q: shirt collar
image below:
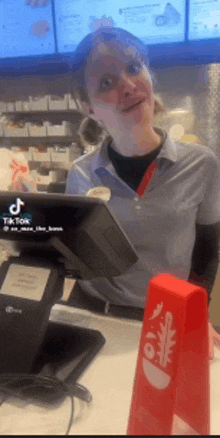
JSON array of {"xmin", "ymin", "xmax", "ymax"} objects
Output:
[
  {"xmin": 155, "ymin": 127, "xmax": 178, "ymax": 164},
  {"xmin": 91, "ymin": 127, "xmax": 177, "ymax": 174}
]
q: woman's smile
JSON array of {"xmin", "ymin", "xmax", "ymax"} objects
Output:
[{"xmin": 122, "ymin": 99, "xmax": 145, "ymax": 114}]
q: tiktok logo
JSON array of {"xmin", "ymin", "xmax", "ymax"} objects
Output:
[{"xmin": 9, "ymin": 197, "xmax": 25, "ymax": 216}]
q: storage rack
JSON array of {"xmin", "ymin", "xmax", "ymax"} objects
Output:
[{"xmin": 0, "ymin": 94, "xmax": 85, "ymax": 192}]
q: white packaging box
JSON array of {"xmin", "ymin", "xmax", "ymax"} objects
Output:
[
  {"xmin": 29, "ymin": 123, "xmax": 47, "ymax": 137},
  {"xmin": 22, "ymin": 100, "xmax": 31, "ymax": 112},
  {"xmin": 21, "ymin": 147, "xmax": 35, "ymax": 162},
  {"xmin": 27, "ymin": 147, "xmax": 35, "ymax": 161},
  {"xmin": 11, "ymin": 146, "xmax": 22, "ymax": 153},
  {"xmin": 36, "ymin": 171, "xmax": 57, "ymax": 185},
  {"xmin": 4, "ymin": 123, "xmax": 29, "ymax": 137},
  {"xmin": 49, "ymin": 94, "xmax": 69, "ymax": 111},
  {"xmin": 6, "ymin": 102, "xmax": 15, "ymax": 112},
  {"xmin": 74, "ymin": 96, "xmax": 83, "ymax": 113},
  {"xmin": 33, "ymin": 147, "xmax": 51, "ymax": 162},
  {"xmin": 22, "ymin": 150, "xmax": 30, "ymax": 162},
  {"xmin": 21, "ymin": 146, "xmax": 35, "ymax": 161},
  {"xmin": 0, "ymin": 123, "xmax": 4, "ymax": 137},
  {"xmin": 51, "ymin": 146, "xmax": 76, "ymax": 163},
  {"xmin": 47, "ymin": 121, "xmax": 72, "ymax": 136},
  {"xmin": 0, "ymin": 102, "xmax": 6, "ymax": 112},
  {"xmin": 30, "ymin": 169, "xmax": 38, "ymax": 182},
  {"xmin": 29, "ymin": 95, "xmax": 49, "ymax": 111},
  {"xmin": 67, "ymin": 93, "xmax": 78, "ymax": 111},
  {"xmin": 15, "ymin": 101, "xmax": 23, "ymax": 112}
]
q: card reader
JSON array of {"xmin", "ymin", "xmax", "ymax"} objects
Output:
[{"xmin": 0, "ymin": 256, "xmax": 64, "ymax": 374}]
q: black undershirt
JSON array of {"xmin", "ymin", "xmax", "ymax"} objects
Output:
[
  {"xmin": 107, "ymin": 137, "xmax": 219, "ymax": 304},
  {"xmin": 107, "ymin": 141, "xmax": 164, "ymax": 192}
]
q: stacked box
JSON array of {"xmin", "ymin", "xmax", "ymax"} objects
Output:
[
  {"xmin": 6, "ymin": 102, "xmax": 15, "ymax": 112},
  {"xmin": 74, "ymin": 96, "xmax": 83, "ymax": 113},
  {"xmin": 15, "ymin": 101, "xmax": 23, "ymax": 112},
  {"xmin": 22, "ymin": 100, "xmax": 31, "ymax": 112},
  {"xmin": 29, "ymin": 95, "xmax": 49, "ymax": 111},
  {"xmin": 29, "ymin": 123, "xmax": 47, "ymax": 137},
  {"xmin": 11, "ymin": 146, "xmax": 22, "ymax": 153},
  {"xmin": 0, "ymin": 102, "xmax": 6, "ymax": 112},
  {"xmin": 49, "ymin": 94, "xmax": 69, "ymax": 111},
  {"xmin": 67, "ymin": 93, "xmax": 78, "ymax": 111},
  {"xmin": 30, "ymin": 169, "xmax": 38, "ymax": 182},
  {"xmin": 4, "ymin": 123, "xmax": 29, "ymax": 137},
  {"xmin": 0, "ymin": 124, "xmax": 4, "ymax": 137},
  {"xmin": 25, "ymin": 147, "xmax": 35, "ymax": 161},
  {"xmin": 47, "ymin": 121, "xmax": 72, "ymax": 136},
  {"xmin": 33, "ymin": 147, "xmax": 52, "ymax": 162},
  {"xmin": 21, "ymin": 147, "xmax": 35, "ymax": 162},
  {"xmin": 51, "ymin": 146, "xmax": 76, "ymax": 163},
  {"xmin": 36, "ymin": 171, "xmax": 57, "ymax": 185}
]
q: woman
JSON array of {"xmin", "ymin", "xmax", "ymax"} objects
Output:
[{"xmin": 66, "ymin": 27, "xmax": 220, "ymax": 358}]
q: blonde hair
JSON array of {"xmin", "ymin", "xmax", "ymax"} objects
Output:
[
  {"xmin": 79, "ymin": 117, "xmax": 103, "ymax": 145},
  {"xmin": 153, "ymin": 94, "xmax": 167, "ymax": 116}
]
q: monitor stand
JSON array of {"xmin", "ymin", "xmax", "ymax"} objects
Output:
[
  {"xmin": 30, "ymin": 321, "xmax": 106, "ymax": 403},
  {"xmin": 0, "ymin": 252, "xmax": 106, "ymax": 400},
  {"xmin": 0, "ymin": 246, "xmax": 105, "ymax": 374}
]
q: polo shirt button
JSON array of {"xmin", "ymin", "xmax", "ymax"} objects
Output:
[
  {"xmin": 136, "ymin": 205, "xmax": 141, "ymax": 210},
  {"xmin": 134, "ymin": 197, "xmax": 139, "ymax": 201}
]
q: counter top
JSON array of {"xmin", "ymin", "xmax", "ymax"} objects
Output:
[{"xmin": 0, "ymin": 304, "xmax": 220, "ymax": 435}]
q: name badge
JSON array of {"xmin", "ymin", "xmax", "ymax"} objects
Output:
[{"xmin": 86, "ymin": 186, "xmax": 111, "ymax": 202}]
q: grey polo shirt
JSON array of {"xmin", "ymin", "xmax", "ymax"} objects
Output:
[{"xmin": 66, "ymin": 128, "xmax": 220, "ymax": 309}]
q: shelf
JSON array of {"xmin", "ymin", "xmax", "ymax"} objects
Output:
[
  {"xmin": 2, "ymin": 110, "xmax": 81, "ymax": 116},
  {"xmin": 0, "ymin": 136, "xmax": 76, "ymax": 145},
  {"xmin": 1, "ymin": 111, "xmax": 84, "ymax": 125}
]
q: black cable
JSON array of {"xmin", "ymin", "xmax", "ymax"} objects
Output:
[
  {"xmin": 0, "ymin": 373, "xmax": 92, "ymax": 435},
  {"xmin": 65, "ymin": 394, "xmax": 74, "ymax": 436}
]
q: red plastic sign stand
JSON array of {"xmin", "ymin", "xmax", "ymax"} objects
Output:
[{"xmin": 127, "ymin": 273, "xmax": 210, "ymax": 435}]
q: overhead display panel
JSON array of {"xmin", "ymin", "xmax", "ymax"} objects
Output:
[
  {"xmin": 54, "ymin": 0, "xmax": 186, "ymax": 54},
  {"xmin": 0, "ymin": 2, "xmax": 3, "ymax": 58},
  {"xmin": 189, "ymin": 0, "xmax": 220, "ymax": 41},
  {"xmin": 0, "ymin": 0, "xmax": 55, "ymax": 59}
]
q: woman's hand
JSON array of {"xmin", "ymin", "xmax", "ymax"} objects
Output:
[{"xmin": 209, "ymin": 321, "xmax": 220, "ymax": 360}]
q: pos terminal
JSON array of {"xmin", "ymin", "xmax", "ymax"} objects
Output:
[{"xmin": 0, "ymin": 192, "xmax": 138, "ymax": 384}]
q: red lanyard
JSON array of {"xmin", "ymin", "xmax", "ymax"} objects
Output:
[{"xmin": 137, "ymin": 161, "xmax": 156, "ymax": 197}]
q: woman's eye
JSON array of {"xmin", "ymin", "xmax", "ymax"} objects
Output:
[
  {"xmin": 99, "ymin": 76, "xmax": 113, "ymax": 91},
  {"xmin": 126, "ymin": 62, "xmax": 141, "ymax": 75}
]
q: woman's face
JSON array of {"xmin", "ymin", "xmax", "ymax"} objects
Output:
[{"xmin": 83, "ymin": 40, "xmax": 157, "ymax": 155}]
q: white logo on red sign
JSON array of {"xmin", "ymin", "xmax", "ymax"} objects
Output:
[{"xmin": 142, "ymin": 302, "xmax": 176, "ymax": 389}]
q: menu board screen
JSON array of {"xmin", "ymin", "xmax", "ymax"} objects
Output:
[
  {"xmin": 54, "ymin": 0, "xmax": 186, "ymax": 53},
  {"xmin": 0, "ymin": 0, "xmax": 55, "ymax": 59},
  {"xmin": 189, "ymin": 0, "xmax": 220, "ymax": 41},
  {"xmin": 0, "ymin": 0, "xmax": 219, "ymax": 63}
]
